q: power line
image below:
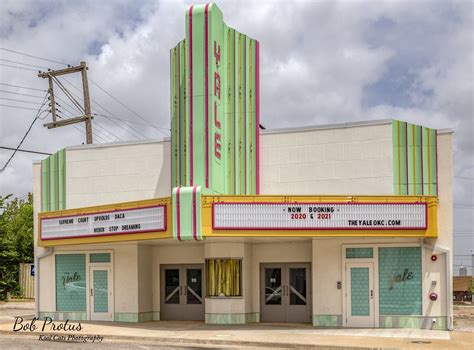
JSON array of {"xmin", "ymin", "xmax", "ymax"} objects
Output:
[
  {"xmin": 0, "ymin": 93, "xmax": 49, "ymax": 172},
  {"xmin": 0, "ymin": 58, "xmax": 49, "ymax": 70},
  {"xmin": 56, "ymin": 115, "xmax": 106, "ymax": 144},
  {"xmin": 0, "ymin": 89, "xmax": 45, "ymax": 98},
  {"xmin": 455, "ymin": 176, "xmax": 474, "ymax": 180},
  {"xmin": 0, "ymin": 82, "xmax": 46, "ymax": 92},
  {"xmin": 0, "ymin": 63, "xmax": 39, "ymax": 72},
  {"xmin": 0, "ymin": 97, "xmax": 43, "ymax": 105},
  {"xmin": 94, "ymin": 113, "xmax": 167, "ymax": 130},
  {"xmin": 59, "ymin": 107, "xmax": 118, "ymax": 142},
  {"xmin": 0, "ymin": 47, "xmax": 69, "ymax": 66},
  {"xmin": 0, "ymin": 103, "xmax": 41, "ymax": 111},
  {"xmin": 0, "ymin": 146, "xmax": 51, "ymax": 156},
  {"xmin": 59, "ymin": 77, "xmax": 147, "ymax": 140},
  {"xmin": 89, "ymin": 78, "xmax": 170, "ymax": 135}
]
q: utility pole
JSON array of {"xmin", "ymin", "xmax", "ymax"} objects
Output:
[{"xmin": 38, "ymin": 61, "xmax": 93, "ymax": 144}]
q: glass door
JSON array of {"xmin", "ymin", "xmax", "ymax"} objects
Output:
[
  {"xmin": 183, "ymin": 265, "xmax": 204, "ymax": 320},
  {"xmin": 161, "ymin": 265, "xmax": 183, "ymax": 321},
  {"xmin": 261, "ymin": 264, "xmax": 285, "ymax": 322},
  {"xmin": 161, "ymin": 264, "xmax": 204, "ymax": 321},
  {"xmin": 346, "ymin": 263, "xmax": 375, "ymax": 327},
  {"xmin": 89, "ymin": 267, "xmax": 113, "ymax": 321},
  {"xmin": 286, "ymin": 264, "xmax": 311, "ymax": 323}
]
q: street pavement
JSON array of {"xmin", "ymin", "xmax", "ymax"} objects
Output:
[{"xmin": 0, "ymin": 301, "xmax": 473, "ymax": 349}]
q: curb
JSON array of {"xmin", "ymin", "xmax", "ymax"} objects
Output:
[{"xmin": 0, "ymin": 330, "xmax": 390, "ymax": 349}]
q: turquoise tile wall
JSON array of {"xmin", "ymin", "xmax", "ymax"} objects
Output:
[
  {"xmin": 313, "ymin": 315, "xmax": 342, "ymax": 327},
  {"xmin": 55, "ymin": 254, "xmax": 86, "ymax": 312},
  {"xmin": 379, "ymin": 247, "xmax": 422, "ymax": 315}
]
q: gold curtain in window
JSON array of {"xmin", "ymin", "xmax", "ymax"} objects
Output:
[{"xmin": 207, "ymin": 259, "xmax": 241, "ymax": 296}]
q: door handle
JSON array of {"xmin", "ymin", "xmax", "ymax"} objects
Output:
[
  {"xmin": 370, "ymin": 290, "xmax": 374, "ymax": 299},
  {"xmin": 90, "ymin": 288, "xmax": 93, "ymax": 297}
]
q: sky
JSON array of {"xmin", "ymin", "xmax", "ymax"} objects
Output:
[{"xmin": 0, "ymin": 0, "xmax": 472, "ymax": 273}]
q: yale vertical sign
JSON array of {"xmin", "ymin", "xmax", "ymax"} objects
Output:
[{"xmin": 171, "ymin": 3, "xmax": 259, "ymax": 195}]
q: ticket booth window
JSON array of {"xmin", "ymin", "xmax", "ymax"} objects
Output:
[{"xmin": 206, "ymin": 259, "xmax": 242, "ymax": 297}]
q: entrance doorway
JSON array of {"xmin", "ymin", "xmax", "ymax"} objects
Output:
[
  {"xmin": 89, "ymin": 267, "xmax": 113, "ymax": 321},
  {"xmin": 345, "ymin": 262, "xmax": 375, "ymax": 327},
  {"xmin": 260, "ymin": 263, "xmax": 311, "ymax": 323},
  {"xmin": 160, "ymin": 264, "xmax": 204, "ymax": 321}
]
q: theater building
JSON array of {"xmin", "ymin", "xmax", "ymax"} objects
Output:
[{"xmin": 33, "ymin": 3, "xmax": 453, "ymax": 329}]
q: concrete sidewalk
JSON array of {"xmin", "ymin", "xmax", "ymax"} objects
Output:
[
  {"xmin": 0, "ymin": 319, "xmax": 472, "ymax": 349},
  {"xmin": 0, "ymin": 301, "xmax": 34, "ymax": 324}
]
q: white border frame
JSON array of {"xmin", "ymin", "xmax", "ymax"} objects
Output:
[
  {"xmin": 341, "ymin": 242, "xmax": 422, "ymax": 328},
  {"xmin": 52, "ymin": 250, "xmax": 114, "ymax": 321}
]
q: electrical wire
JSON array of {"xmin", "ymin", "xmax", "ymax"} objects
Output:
[
  {"xmin": 0, "ymin": 89, "xmax": 45, "ymax": 98},
  {"xmin": 50, "ymin": 75, "xmax": 84, "ymax": 112},
  {"xmin": 0, "ymin": 97, "xmax": 44, "ymax": 105},
  {"xmin": 0, "ymin": 82, "xmax": 46, "ymax": 92},
  {"xmin": 93, "ymin": 113, "xmax": 167, "ymax": 130},
  {"xmin": 0, "ymin": 92, "xmax": 49, "ymax": 172},
  {"xmin": 0, "ymin": 58, "xmax": 49, "ymax": 70},
  {"xmin": 89, "ymin": 78, "xmax": 170, "ymax": 135},
  {"xmin": 0, "ymin": 63, "xmax": 38, "ymax": 72},
  {"xmin": 52, "ymin": 78, "xmax": 131, "ymax": 141},
  {"xmin": 55, "ymin": 114, "xmax": 106, "ymax": 144},
  {"xmin": 59, "ymin": 77, "xmax": 147, "ymax": 140},
  {"xmin": 0, "ymin": 103, "xmax": 40, "ymax": 111},
  {"xmin": 56, "ymin": 106, "xmax": 113, "ymax": 142},
  {"xmin": 0, "ymin": 47, "xmax": 70, "ymax": 66}
]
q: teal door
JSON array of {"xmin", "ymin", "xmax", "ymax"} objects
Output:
[
  {"xmin": 90, "ymin": 267, "xmax": 113, "ymax": 321},
  {"xmin": 346, "ymin": 263, "xmax": 375, "ymax": 327}
]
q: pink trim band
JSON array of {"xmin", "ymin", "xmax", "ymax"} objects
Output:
[
  {"xmin": 420, "ymin": 127, "xmax": 424, "ymax": 195},
  {"xmin": 192, "ymin": 186, "xmax": 198, "ymax": 240},
  {"xmin": 176, "ymin": 187, "xmax": 181, "ymax": 240},
  {"xmin": 405, "ymin": 122, "xmax": 409, "ymax": 194},
  {"xmin": 435, "ymin": 129, "xmax": 438, "ymax": 195},
  {"xmin": 204, "ymin": 4, "xmax": 209, "ymax": 188},
  {"xmin": 189, "ymin": 6, "xmax": 194, "ymax": 185},
  {"xmin": 256, "ymin": 41, "xmax": 260, "ymax": 194}
]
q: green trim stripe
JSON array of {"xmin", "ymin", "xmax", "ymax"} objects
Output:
[
  {"xmin": 392, "ymin": 120, "xmax": 437, "ymax": 195},
  {"xmin": 313, "ymin": 315, "xmax": 341, "ymax": 327},
  {"xmin": 41, "ymin": 149, "xmax": 66, "ymax": 212}
]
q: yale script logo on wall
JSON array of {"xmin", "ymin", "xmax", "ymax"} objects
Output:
[
  {"xmin": 213, "ymin": 203, "xmax": 427, "ymax": 230},
  {"xmin": 40, "ymin": 205, "xmax": 166, "ymax": 240}
]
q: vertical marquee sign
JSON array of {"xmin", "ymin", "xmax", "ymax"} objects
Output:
[{"xmin": 170, "ymin": 3, "xmax": 260, "ymax": 195}]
